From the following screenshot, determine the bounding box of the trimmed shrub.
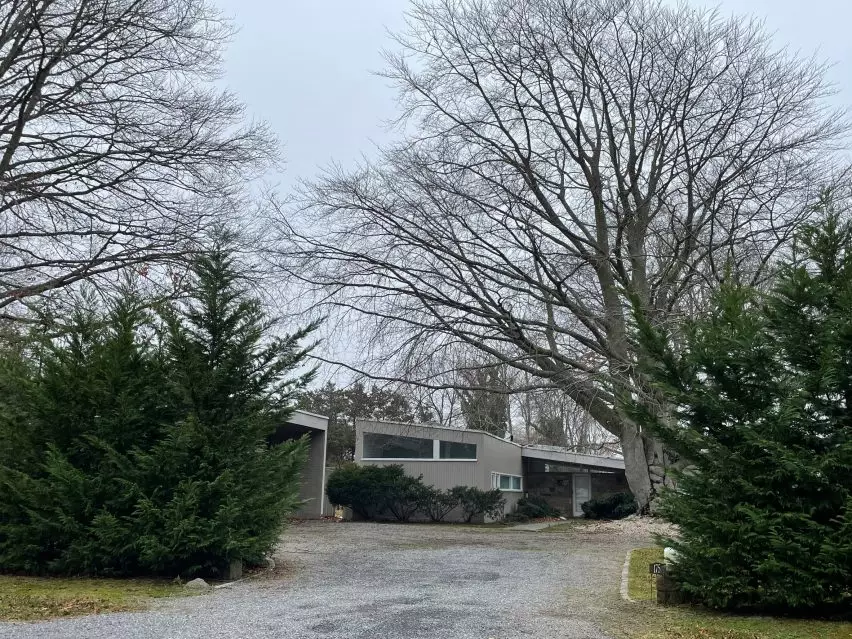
[417,486,461,522]
[385,473,426,522]
[581,492,637,520]
[515,496,561,519]
[450,486,506,523]
[326,464,405,520]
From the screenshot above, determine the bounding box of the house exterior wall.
[352,419,627,521]
[478,432,524,514]
[294,429,327,518]
[525,471,575,514]
[355,419,485,489]
[270,410,329,519]
[590,470,629,498]
[523,457,629,517]
[355,420,523,521]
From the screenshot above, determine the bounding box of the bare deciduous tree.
[276,0,849,510]
[0,0,274,318]
[455,359,511,435]
[516,384,617,454]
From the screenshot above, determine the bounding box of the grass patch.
[0,575,190,622]
[619,548,852,639]
[628,547,664,601]
[634,609,852,639]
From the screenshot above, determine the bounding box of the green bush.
[416,486,461,522]
[581,492,637,520]
[384,473,426,522]
[0,242,316,577]
[326,467,509,524]
[450,486,506,523]
[326,464,404,520]
[633,214,852,614]
[515,496,561,519]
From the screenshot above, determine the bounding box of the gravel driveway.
[0,520,651,639]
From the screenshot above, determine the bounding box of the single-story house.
[354,419,628,521]
[271,409,329,517]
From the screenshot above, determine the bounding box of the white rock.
[185,577,210,589]
[664,547,680,565]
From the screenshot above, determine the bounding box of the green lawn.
[0,575,190,621]
[621,548,852,639]
[628,547,663,600]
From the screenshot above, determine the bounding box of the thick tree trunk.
[621,422,669,513]
[563,380,669,513]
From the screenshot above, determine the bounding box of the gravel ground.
[0,519,656,639]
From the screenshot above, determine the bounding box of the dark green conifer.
[635,208,852,613]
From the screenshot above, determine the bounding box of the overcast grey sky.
[215,0,851,190]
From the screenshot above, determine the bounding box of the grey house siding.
[294,429,327,517]
[271,410,329,518]
[356,419,484,490]
[355,420,523,520]
[478,433,524,514]
[353,419,628,521]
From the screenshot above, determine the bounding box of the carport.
[270,409,329,517]
[521,446,627,517]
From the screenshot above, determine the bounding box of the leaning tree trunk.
[567,381,670,513]
[620,421,670,513]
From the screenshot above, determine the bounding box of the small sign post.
[649,562,666,575]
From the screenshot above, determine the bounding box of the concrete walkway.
[507,519,571,531]
[0,521,648,639]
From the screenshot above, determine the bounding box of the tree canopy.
[277,0,848,510]
[0,0,273,318]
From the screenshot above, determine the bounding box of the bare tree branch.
[273,0,850,509]
[0,0,275,314]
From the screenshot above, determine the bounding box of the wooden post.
[656,572,682,605]
[226,559,243,581]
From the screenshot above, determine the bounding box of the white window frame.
[491,472,523,492]
[360,432,477,462]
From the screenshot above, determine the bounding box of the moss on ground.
[0,575,190,621]
[614,548,852,639]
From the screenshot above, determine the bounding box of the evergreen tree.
[0,240,318,577]
[0,298,171,574]
[635,210,852,614]
[133,239,318,576]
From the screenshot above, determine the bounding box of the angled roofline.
[520,446,625,470]
[287,409,329,431]
[354,418,624,470]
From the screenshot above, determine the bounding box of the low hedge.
[326,465,506,522]
[515,496,561,519]
[580,492,637,520]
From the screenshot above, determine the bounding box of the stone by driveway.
[0,520,653,639]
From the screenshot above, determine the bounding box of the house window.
[362,432,478,461]
[363,433,434,459]
[491,473,522,491]
[439,440,477,460]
